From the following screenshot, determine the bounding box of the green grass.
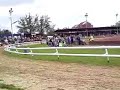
[0,80,24,90]
[4,44,120,67]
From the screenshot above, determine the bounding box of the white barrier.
[4,44,120,62]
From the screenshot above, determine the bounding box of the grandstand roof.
[55,26,120,33]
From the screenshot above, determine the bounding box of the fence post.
[56,49,59,60]
[30,48,34,56]
[16,48,18,53]
[105,48,109,63]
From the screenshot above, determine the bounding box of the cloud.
[0,0,34,6]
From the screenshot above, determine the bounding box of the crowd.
[46,34,88,47]
[0,35,44,45]
[0,34,94,47]
[0,36,24,45]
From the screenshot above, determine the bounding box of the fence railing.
[4,44,120,62]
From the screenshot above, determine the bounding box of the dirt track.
[90,35,120,45]
[0,48,120,90]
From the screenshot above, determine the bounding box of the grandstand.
[55,26,120,45]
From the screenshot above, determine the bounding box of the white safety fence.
[4,44,120,62]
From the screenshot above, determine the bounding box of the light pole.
[116,13,119,34]
[9,8,13,39]
[85,13,88,36]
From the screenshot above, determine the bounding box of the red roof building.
[72,21,93,29]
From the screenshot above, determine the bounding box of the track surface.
[0,48,120,90]
[90,35,120,45]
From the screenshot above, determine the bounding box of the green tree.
[116,21,120,26]
[17,13,35,34]
[17,14,55,35]
[36,15,55,34]
[0,29,11,35]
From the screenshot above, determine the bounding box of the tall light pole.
[116,13,119,34]
[85,13,88,36]
[9,8,13,39]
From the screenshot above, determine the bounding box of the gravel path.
[0,48,120,90]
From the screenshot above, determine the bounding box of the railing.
[4,44,120,63]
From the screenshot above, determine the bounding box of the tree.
[17,13,35,34]
[0,29,11,35]
[17,14,55,35]
[0,29,12,40]
[116,21,120,26]
[36,15,55,34]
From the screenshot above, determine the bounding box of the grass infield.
[5,44,120,66]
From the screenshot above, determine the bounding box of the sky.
[0,0,120,33]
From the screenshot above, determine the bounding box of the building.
[55,26,120,36]
[72,21,93,29]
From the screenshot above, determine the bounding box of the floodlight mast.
[9,8,13,39]
[116,13,119,34]
[85,13,88,36]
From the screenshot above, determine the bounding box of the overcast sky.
[0,0,120,33]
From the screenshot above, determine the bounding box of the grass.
[4,44,120,67]
[0,80,24,90]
